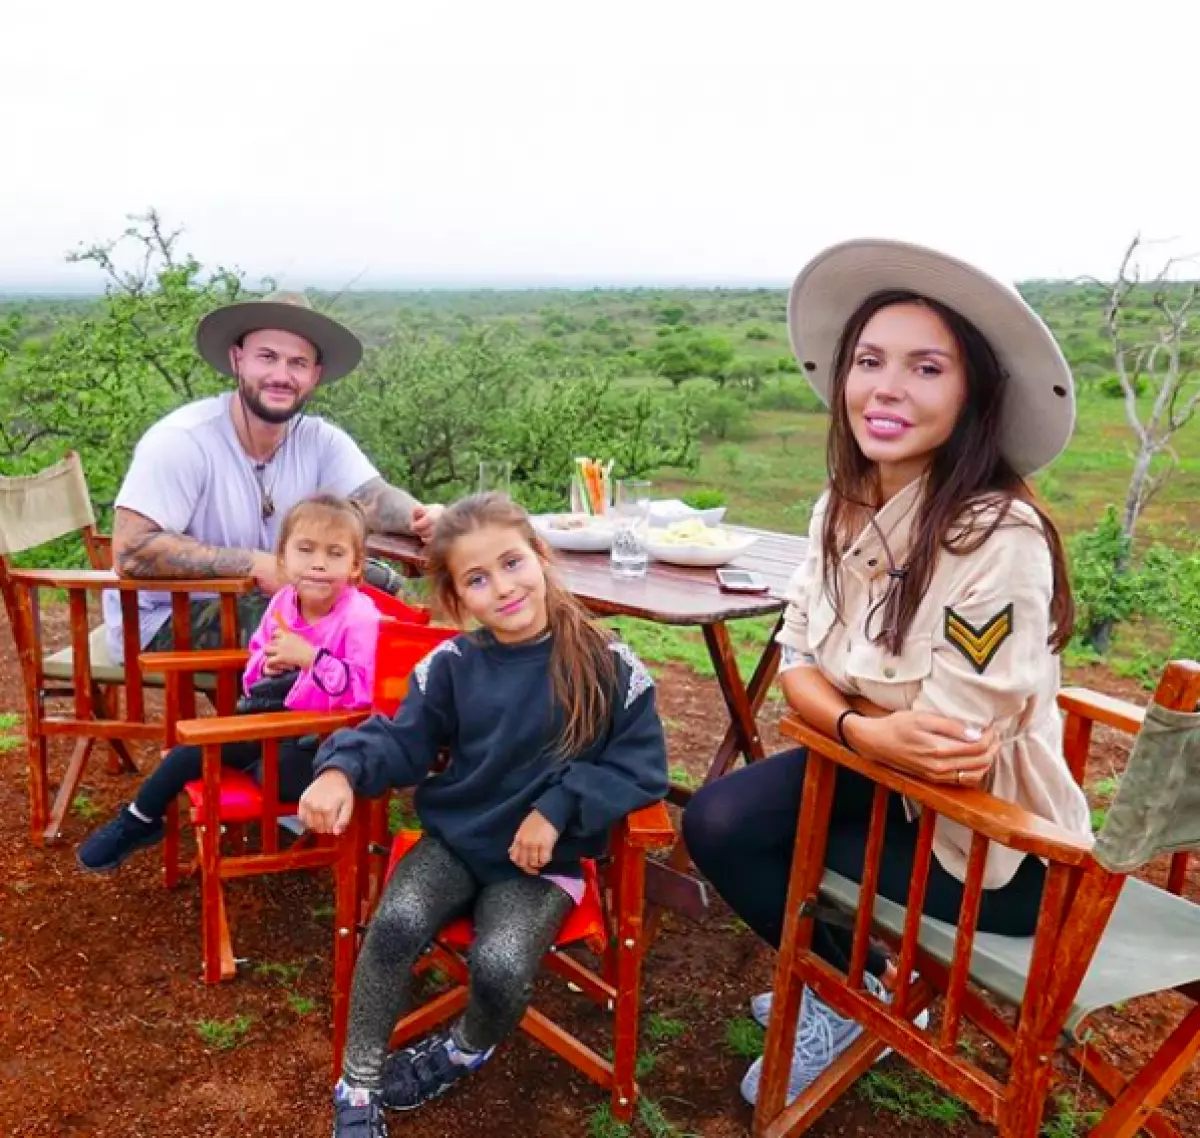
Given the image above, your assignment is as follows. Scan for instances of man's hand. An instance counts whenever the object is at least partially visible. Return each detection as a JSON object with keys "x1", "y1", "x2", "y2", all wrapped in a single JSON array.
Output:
[
  {"x1": 509, "y1": 809, "x2": 561, "y2": 874},
  {"x1": 250, "y1": 551, "x2": 287, "y2": 596},
  {"x1": 410, "y1": 504, "x2": 444, "y2": 543},
  {"x1": 298, "y1": 770, "x2": 355, "y2": 835},
  {"x1": 264, "y1": 620, "x2": 317, "y2": 674}
]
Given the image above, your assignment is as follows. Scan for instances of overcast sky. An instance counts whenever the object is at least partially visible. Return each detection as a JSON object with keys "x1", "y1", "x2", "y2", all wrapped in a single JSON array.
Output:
[{"x1": 4, "y1": 0, "x2": 1198, "y2": 290}]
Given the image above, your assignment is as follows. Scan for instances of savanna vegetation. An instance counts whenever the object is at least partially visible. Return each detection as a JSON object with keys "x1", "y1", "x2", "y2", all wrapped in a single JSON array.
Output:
[{"x1": 2, "y1": 212, "x2": 1199, "y2": 685}]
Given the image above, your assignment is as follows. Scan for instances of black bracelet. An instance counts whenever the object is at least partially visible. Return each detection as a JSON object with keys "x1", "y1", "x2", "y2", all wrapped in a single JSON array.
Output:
[{"x1": 835, "y1": 708, "x2": 863, "y2": 752}]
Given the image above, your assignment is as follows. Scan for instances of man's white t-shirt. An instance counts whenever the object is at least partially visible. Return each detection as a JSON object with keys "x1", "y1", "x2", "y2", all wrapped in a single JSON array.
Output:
[{"x1": 102, "y1": 393, "x2": 377, "y2": 662}]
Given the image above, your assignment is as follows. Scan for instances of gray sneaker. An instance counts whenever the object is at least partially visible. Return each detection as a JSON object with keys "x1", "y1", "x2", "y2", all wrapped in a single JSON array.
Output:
[{"x1": 741, "y1": 972, "x2": 930, "y2": 1106}]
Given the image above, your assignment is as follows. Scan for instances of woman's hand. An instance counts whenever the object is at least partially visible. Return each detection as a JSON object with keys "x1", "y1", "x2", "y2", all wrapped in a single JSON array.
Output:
[
  {"x1": 509, "y1": 809, "x2": 561, "y2": 874},
  {"x1": 298, "y1": 769, "x2": 355, "y2": 835},
  {"x1": 845, "y1": 711, "x2": 998, "y2": 787}
]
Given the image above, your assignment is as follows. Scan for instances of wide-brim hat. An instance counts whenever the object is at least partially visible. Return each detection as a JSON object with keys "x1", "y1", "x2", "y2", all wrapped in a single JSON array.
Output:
[
  {"x1": 787, "y1": 238, "x2": 1075, "y2": 475},
  {"x1": 196, "y1": 291, "x2": 363, "y2": 383}
]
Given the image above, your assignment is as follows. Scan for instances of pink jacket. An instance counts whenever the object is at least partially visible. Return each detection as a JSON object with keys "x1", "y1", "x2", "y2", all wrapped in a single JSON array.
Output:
[{"x1": 242, "y1": 585, "x2": 381, "y2": 712}]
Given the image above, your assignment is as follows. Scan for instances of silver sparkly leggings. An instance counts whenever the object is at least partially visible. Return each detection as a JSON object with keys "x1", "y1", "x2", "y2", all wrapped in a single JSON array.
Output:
[{"x1": 341, "y1": 832, "x2": 575, "y2": 1090}]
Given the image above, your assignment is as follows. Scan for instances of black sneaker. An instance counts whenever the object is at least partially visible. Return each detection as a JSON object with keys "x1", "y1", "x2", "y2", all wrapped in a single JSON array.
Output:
[
  {"x1": 332, "y1": 1085, "x2": 387, "y2": 1138},
  {"x1": 76, "y1": 807, "x2": 165, "y2": 873},
  {"x1": 380, "y1": 1032, "x2": 492, "y2": 1111}
]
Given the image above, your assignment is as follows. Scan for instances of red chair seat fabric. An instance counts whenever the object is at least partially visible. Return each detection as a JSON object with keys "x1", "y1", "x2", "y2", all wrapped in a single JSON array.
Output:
[
  {"x1": 385, "y1": 829, "x2": 606, "y2": 948},
  {"x1": 182, "y1": 771, "x2": 299, "y2": 824}
]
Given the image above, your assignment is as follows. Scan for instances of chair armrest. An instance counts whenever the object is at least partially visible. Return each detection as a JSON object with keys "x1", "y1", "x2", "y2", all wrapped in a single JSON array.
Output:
[
  {"x1": 175, "y1": 709, "x2": 369, "y2": 746},
  {"x1": 1057, "y1": 687, "x2": 1145, "y2": 735},
  {"x1": 7, "y1": 568, "x2": 255, "y2": 594},
  {"x1": 618, "y1": 801, "x2": 675, "y2": 851},
  {"x1": 140, "y1": 649, "x2": 250, "y2": 675},
  {"x1": 781, "y1": 714, "x2": 1094, "y2": 867}
]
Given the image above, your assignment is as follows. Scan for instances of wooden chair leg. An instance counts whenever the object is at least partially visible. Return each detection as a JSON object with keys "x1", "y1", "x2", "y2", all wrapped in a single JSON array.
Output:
[
  {"x1": 200, "y1": 816, "x2": 229, "y2": 983},
  {"x1": 331, "y1": 820, "x2": 364, "y2": 1080},
  {"x1": 27, "y1": 732, "x2": 49, "y2": 843},
  {"x1": 44, "y1": 735, "x2": 95, "y2": 843},
  {"x1": 163, "y1": 799, "x2": 181, "y2": 889},
  {"x1": 610, "y1": 846, "x2": 649, "y2": 1123},
  {"x1": 1088, "y1": 1002, "x2": 1200, "y2": 1138}
]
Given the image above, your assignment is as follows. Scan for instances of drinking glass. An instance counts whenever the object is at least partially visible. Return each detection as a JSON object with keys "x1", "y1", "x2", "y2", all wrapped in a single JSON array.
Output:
[
  {"x1": 478, "y1": 460, "x2": 512, "y2": 497},
  {"x1": 610, "y1": 479, "x2": 652, "y2": 579}
]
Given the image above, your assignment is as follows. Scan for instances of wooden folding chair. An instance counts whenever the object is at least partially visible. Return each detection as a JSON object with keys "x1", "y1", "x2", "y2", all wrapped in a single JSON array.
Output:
[
  {"x1": 755, "y1": 659, "x2": 1200, "y2": 1138},
  {"x1": 161, "y1": 607, "x2": 456, "y2": 983},
  {"x1": 330, "y1": 797, "x2": 676, "y2": 1122},
  {"x1": 0, "y1": 451, "x2": 250, "y2": 844}
]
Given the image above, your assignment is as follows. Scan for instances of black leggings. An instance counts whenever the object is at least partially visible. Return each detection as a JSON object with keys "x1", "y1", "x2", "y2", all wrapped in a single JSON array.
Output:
[
  {"x1": 682, "y1": 747, "x2": 1046, "y2": 978},
  {"x1": 341, "y1": 833, "x2": 574, "y2": 1090},
  {"x1": 133, "y1": 738, "x2": 318, "y2": 821}
]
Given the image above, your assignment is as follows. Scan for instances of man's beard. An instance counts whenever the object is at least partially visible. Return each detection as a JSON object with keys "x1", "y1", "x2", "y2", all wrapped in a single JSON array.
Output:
[{"x1": 237, "y1": 377, "x2": 310, "y2": 425}]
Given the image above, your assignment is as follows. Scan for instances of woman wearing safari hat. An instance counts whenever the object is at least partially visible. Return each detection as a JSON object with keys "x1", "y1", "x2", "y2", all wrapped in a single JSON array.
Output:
[{"x1": 682, "y1": 239, "x2": 1091, "y2": 1105}]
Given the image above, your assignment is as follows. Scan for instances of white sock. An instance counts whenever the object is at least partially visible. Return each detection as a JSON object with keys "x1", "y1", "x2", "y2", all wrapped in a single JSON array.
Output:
[{"x1": 127, "y1": 804, "x2": 155, "y2": 824}]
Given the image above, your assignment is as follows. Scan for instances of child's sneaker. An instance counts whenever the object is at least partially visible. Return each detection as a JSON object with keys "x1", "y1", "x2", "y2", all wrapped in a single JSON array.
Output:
[
  {"x1": 76, "y1": 807, "x2": 164, "y2": 873},
  {"x1": 741, "y1": 972, "x2": 930, "y2": 1106},
  {"x1": 380, "y1": 1031, "x2": 493, "y2": 1111},
  {"x1": 332, "y1": 1082, "x2": 387, "y2": 1138}
]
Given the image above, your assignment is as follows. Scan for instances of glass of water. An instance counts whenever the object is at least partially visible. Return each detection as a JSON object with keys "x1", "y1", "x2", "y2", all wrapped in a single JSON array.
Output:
[
  {"x1": 610, "y1": 479, "x2": 652, "y2": 579},
  {"x1": 478, "y1": 460, "x2": 512, "y2": 497}
]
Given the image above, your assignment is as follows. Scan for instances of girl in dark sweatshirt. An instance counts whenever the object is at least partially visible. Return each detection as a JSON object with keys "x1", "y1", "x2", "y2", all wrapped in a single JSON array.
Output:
[{"x1": 300, "y1": 492, "x2": 669, "y2": 1137}]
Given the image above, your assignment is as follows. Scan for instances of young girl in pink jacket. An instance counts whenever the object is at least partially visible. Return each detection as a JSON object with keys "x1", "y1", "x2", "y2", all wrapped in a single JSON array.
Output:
[{"x1": 78, "y1": 494, "x2": 381, "y2": 873}]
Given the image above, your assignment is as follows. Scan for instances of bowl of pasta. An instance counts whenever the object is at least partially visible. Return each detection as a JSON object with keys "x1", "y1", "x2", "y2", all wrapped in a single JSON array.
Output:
[
  {"x1": 531, "y1": 513, "x2": 616, "y2": 552},
  {"x1": 643, "y1": 519, "x2": 759, "y2": 567}
]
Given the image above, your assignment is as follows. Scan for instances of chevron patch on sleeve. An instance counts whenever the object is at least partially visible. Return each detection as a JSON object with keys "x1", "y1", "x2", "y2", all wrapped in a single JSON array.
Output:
[{"x1": 943, "y1": 604, "x2": 1014, "y2": 674}]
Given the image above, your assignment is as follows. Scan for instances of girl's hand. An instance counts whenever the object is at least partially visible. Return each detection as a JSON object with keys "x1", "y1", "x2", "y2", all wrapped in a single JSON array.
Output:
[
  {"x1": 509, "y1": 809, "x2": 561, "y2": 874},
  {"x1": 298, "y1": 770, "x2": 355, "y2": 835},
  {"x1": 265, "y1": 625, "x2": 317, "y2": 673},
  {"x1": 847, "y1": 711, "x2": 998, "y2": 788}
]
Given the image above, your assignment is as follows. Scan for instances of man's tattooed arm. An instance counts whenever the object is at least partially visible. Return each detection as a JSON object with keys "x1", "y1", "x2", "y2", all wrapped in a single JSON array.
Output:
[
  {"x1": 349, "y1": 477, "x2": 421, "y2": 536},
  {"x1": 112, "y1": 508, "x2": 256, "y2": 580}
]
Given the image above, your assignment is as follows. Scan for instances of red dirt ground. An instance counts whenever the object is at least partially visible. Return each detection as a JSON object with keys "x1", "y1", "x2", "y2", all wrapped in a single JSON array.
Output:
[{"x1": 1, "y1": 610, "x2": 1197, "y2": 1137}]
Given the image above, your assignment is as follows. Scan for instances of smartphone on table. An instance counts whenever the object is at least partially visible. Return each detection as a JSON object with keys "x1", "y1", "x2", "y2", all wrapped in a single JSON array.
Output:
[{"x1": 716, "y1": 569, "x2": 769, "y2": 594}]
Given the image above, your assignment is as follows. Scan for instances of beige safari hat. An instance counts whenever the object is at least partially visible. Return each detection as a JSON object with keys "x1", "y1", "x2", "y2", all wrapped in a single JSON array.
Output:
[
  {"x1": 787, "y1": 238, "x2": 1075, "y2": 475},
  {"x1": 196, "y1": 291, "x2": 363, "y2": 383}
]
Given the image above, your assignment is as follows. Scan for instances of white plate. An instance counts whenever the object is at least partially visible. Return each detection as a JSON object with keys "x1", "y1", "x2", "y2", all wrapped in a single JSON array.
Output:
[
  {"x1": 532, "y1": 513, "x2": 616, "y2": 552},
  {"x1": 644, "y1": 528, "x2": 760, "y2": 568},
  {"x1": 646, "y1": 500, "x2": 727, "y2": 527}
]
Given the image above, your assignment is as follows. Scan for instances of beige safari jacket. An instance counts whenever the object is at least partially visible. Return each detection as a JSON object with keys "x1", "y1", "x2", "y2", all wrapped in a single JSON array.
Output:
[{"x1": 777, "y1": 478, "x2": 1092, "y2": 890}]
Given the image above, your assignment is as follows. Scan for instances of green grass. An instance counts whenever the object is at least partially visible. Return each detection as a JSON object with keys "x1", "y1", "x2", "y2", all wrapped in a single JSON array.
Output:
[
  {"x1": 254, "y1": 960, "x2": 306, "y2": 986},
  {"x1": 71, "y1": 793, "x2": 103, "y2": 822},
  {"x1": 645, "y1": 1013, "x2": 688, "y2": 1042},
  {"x1": 724, "y1": 1015, "x2": 765, "y2": 1059},
  {"x1": 587, "y1": 1098, "x2": 698, "y2": 1138},
  {"x1": 857, "y1": 1068, "x2": 966, "y2": 1124},
  {"x1": 194, "y1": 1014, "x2": 253, "y2": 1051},
  {"x1": 288, "y1": 994, "x2": 318, "y2": 1016},
  {"x1": 0, "y1": 712, "x2": 20, "y2": 730},
  {"x1": 1040, "y1": 1093, "x2": 1102, "y2": 1137}
]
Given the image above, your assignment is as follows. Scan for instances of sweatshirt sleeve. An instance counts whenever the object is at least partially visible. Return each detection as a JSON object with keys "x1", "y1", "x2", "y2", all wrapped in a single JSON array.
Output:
[
  {"x1": 287, "y1": 599, "x2": 381, "y2": 711},
  {"x1": 241, "y1": 590, "x2": 289, "y2": 695},
  {"x1": 533, "y1": 643, "x2": 669, "y2": 839},
  {"x1": 312, "y1": 638, "x2": 459, "y2": 796}
]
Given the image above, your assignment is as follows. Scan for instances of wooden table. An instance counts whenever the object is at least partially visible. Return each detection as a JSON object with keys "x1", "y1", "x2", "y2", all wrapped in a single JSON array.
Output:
[{"x1": 367, "y1": 526, "x2": 809, "y2": 918}]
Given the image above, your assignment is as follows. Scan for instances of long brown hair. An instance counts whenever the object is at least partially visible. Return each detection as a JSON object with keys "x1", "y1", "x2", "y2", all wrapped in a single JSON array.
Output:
[
  {"x1": 275, "y1": 493, "x2": 367, "y2": 581},
  {"x1": 821, "y1": 289, "x2": 1074, "y2": 654},
  {"x1": 426, "y1": 492, "x2": 618, "y2": 758}
]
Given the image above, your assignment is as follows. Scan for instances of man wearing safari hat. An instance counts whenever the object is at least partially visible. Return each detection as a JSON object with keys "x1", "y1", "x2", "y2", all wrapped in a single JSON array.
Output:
[{"x1": 102, "y1": 291, "x2": 441, "y2": 661}]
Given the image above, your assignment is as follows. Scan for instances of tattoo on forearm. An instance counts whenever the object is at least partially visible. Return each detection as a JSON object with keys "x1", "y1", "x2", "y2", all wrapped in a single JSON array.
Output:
[
  {"x1": 350, "y1": 477, "x2": 419, "y2": 535},
  {"x1": 114, "y1": 511, "x2": 254, "y2": 579}
]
